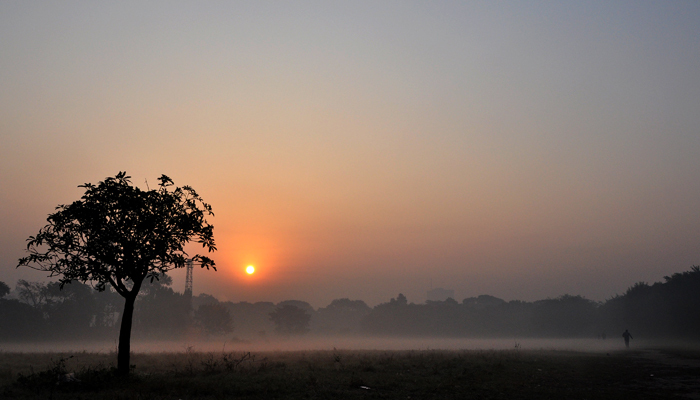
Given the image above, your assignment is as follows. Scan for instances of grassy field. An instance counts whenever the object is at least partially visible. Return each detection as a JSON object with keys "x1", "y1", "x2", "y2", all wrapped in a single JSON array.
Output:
[{"x1": 1, "y1": 347, "x2": 699, "y2": 399}]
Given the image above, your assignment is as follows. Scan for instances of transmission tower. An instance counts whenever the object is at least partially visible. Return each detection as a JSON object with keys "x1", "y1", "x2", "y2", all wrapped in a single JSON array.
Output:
[{"x1": 184, "y1": 259, "x2": 193, "y2": 297}]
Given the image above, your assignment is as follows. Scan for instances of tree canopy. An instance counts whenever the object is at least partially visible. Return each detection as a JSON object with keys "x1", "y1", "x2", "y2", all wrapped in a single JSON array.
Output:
[
  {"x1": 269, "y1": 305, "x2": 311, "y2": 335},
  {"x1": 19, "y1": 172, "x2": 215, "y2": 291},
  {"x1": 195, "y1": 303, "x2": 234, "y2": 335},
  {"x1": 18, "y1": 172, "x2": 216, "y2": 375}
]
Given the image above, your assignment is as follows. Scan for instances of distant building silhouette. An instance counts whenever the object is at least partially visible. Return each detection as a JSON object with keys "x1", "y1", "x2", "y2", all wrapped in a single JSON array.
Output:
[{"x1": 427, "y1": 288, "x2": 454, "y2": 302}]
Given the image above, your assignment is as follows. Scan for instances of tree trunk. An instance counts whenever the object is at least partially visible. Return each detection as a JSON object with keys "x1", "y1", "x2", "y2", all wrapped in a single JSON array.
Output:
[{"x1": 117, "y1": 293, "x2": 137, "y2": 376}]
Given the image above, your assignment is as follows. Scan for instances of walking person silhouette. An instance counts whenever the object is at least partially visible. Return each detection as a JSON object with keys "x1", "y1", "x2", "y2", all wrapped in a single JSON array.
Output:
[{"x1": 622, "y1": 329, "x2": 633, "y2": 348}]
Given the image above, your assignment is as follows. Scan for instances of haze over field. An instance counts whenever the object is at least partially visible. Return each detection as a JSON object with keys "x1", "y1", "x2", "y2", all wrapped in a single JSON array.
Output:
[{"x1": 2, "y1": 1, "x2": 700, "y2": 307}]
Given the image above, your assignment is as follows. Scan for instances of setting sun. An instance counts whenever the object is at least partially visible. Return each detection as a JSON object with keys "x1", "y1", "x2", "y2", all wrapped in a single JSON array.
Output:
[{"x1": 246, "y1": 265, "x2": 255, "y2": 275}]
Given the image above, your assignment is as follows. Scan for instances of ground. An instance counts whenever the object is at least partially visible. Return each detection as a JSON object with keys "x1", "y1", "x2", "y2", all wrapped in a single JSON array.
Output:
[{"x1": 1, "y1": 347, "x2": 699, "y2": 399}]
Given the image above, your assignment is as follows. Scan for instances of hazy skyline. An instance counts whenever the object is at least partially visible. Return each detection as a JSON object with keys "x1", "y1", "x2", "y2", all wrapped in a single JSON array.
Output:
[{"x1": 2, "y1": 1, "x2": 699, "y2": 307}]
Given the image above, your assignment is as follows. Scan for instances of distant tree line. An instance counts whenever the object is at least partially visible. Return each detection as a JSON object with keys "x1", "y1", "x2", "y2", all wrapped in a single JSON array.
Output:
[
  {"x1": 361, "y1": 267, "x2": 700, "y2": 339},
  {"x1": 1, "y1": 266, "x2": 699, "y2": 341}
]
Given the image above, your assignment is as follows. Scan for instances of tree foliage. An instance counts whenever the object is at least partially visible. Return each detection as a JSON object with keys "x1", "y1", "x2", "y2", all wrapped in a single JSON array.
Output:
[
  {"x1": 17, "y1": 172, "x2": 216, "y2": 375},
  {"x1": 269, "y1": 305, "x2": 311, "y2": 335},
  {"x1": 195, "y1": 303, "x2": 234, "y2": 335},
  {"x1": 15, "y1": 279, "x2": 49, "y2": 307},
  {"x1": 313, "y1": 298, "x2": 370, "y2": 334},
  {"x1": 18, "y1": 172, "x2": 215, "y2": 291},
  {"x1": 135, "y1": 277, "x2": 191, "y2": 339}
]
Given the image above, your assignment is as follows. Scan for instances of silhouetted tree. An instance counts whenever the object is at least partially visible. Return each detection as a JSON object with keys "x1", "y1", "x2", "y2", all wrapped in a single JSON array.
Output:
[
  {"x1": 462, "y1": 295, "x2": 506, "y2": 309},
  {"x1": 313, "y1": 298, "x2": 371, "y2": 334},
  {"x1": 0, "y1": 280, "x2": 44, "y2": 340},
  {"x1": 390, "y1": 293, "x2": 408, "y2": 306},
  {"x1": 224, "y1": 301, "x2": 276, "y2": 337},
  {"x1": 277, "y1": 300, "x2": 315, "y2": 314},
  {"x1": 17, "y1": 172, "x2": 216, "y2": 375},
  {"x1": 269, "y1": 305, "x2": 311, "y2": 335},
  {"x1": 7, "y1": 279, "x2": 120, "y2": 340},
  {"x1": 599, "y1": 266, "x2": 700, "y2": 339},
  {"x1": 532, "y1": 295, "x2": 598, "y2": 337},
  {"x1": 361, "y1": 293, "x2": 417, "y2": 335},
  {"x1": 43, "y1": 281, "x2": 102, "y2": 337},
  {"x1": 0, "y1": 297, "x2": 44, "y2": 340},
  {"x1": 15, "y1": 279, "x2": 48, "y2": 308},
  {"x1": 132, "y1": 274, "x2": 191, "y2": 338},
  {"x1": 193, "y1": 293, "x2": 220, "y2": 308},
  {"x1": 195, "y1": 303, "x2": 233, "y2": 335},
  {"x1": 659, "y1": 266, "x2": 700, "y2": 336}
]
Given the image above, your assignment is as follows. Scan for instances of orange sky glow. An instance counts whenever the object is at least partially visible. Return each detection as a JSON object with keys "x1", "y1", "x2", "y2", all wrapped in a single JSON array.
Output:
[{"x1": 1, "y1": 2, "x2": 700, "y2": 307}]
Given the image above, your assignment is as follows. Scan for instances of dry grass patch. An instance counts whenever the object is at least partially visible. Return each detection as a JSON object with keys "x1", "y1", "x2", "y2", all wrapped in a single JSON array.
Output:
[{"x1": 0, "y1": 348, "x2": 697, "y2": 399}]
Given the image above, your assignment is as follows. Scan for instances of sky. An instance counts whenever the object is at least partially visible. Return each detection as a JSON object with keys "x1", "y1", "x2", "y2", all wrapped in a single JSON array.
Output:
[{"x1": 1, "y1": 1, "x2": 699, "y2": 308}]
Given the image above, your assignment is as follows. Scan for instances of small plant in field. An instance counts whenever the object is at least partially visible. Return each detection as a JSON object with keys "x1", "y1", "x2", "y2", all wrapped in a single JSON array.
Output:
[
  {"x1": 257, "y1": 356, "x2": 269, "y2": 372},
  {"x1": 333, "y1": 347, "x2": 343, "y2": 369},
  {"x1": 15, "y1": 355, "x2": 76, "y2": 389},
  {"x1": 49, "y1": 356, "x2": 70, "y2": 377},
  {"x1": 184, "y1": 345, "x2": 197, "y2": 375},
  {"x1": 222, "y1": 351, "x2": 255, "y2": 372},
  {"x1": 201, "y1": 354, "x2": 219, "y2": 373}
]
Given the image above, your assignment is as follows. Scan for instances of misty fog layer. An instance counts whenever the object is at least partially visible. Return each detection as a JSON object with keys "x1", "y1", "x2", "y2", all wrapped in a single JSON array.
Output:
[
  {"x1": 1, "y1": 338, "x2": 678, "y2": 355},
  {"x1": 1, "y1": 267, "x2": 699, "y2": 351}
]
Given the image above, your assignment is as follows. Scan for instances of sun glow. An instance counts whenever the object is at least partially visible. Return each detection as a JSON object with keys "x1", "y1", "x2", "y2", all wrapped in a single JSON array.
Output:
[{"x1": 246, "y1": 265, "x2": 255, "y2": 275}]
